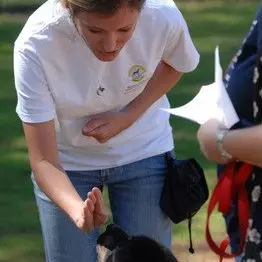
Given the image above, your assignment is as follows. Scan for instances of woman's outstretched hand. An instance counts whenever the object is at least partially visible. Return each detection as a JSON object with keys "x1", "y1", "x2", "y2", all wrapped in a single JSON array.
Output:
[
  {"x1": 74, "y1": 187, "x2": 109, "y2": 232},
  {"x1": 89, "y1": 187, "x2": 109, "y2": 227}
]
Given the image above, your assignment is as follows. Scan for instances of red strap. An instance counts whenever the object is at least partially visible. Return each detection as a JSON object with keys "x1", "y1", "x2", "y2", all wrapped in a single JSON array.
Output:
[{"x1": 206, "y1": 162, "x2": 253, "y2": 261}]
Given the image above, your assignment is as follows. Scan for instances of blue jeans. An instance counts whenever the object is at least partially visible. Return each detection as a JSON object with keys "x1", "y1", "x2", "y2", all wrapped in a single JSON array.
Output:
[
  {"x1": 236, "y1": 256, "x2": 243, "y2": 262},
  {"x1": 32, "y1": 153, "x2": 172, "y2": 262}
]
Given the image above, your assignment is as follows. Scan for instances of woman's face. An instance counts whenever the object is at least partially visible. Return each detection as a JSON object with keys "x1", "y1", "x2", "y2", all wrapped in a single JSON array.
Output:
[{"x1": 74, "y1": 6, "x2": 139, "y2": 62}]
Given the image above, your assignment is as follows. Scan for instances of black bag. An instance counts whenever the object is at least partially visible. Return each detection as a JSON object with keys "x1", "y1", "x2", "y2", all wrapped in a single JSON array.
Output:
[{"x1": 160, "y1": 152, "x2": 209, "y2": 253}]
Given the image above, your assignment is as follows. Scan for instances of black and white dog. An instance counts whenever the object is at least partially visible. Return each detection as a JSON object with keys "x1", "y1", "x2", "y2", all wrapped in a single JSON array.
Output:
[{"x1": 97, "y1": 224, "x2": 178, "y2": 262}]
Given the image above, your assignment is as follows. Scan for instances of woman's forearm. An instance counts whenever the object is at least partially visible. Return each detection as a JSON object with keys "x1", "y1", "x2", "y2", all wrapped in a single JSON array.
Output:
[
  {"x1": 223, "y1": 125, "x2": 262, "y2": 167},
  {"x1": 23, "y1": 121, "x2": 84, "y2": 223},
  {"x1": 126, "y1": 61, "x2": 183, "y2": 121},
  {"x1": 32, "y1": 160, "x2": 84, "y2": 222}
]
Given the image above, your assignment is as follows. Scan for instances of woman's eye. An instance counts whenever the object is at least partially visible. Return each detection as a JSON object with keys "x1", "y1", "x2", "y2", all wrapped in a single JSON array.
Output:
[
  {"x1": 88, "y1": 29, "x2": 101, "y2": 34},
  {"x1": 119, "y1": 28, "x2": 131, "y2": 32}
]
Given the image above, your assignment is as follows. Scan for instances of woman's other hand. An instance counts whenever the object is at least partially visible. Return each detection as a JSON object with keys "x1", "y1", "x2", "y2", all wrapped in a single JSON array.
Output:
[{"x1": 82, "y1": 111, "x2": 135, "y2": 143}]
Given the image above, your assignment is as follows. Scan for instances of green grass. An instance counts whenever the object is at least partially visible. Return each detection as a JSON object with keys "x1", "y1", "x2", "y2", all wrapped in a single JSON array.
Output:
[
  {"x1": 0, "y1": 0, "x2": 44, "y2": 7},
  {"x1": 0, "y1": 1, "x2": 260, "y2": 261}
]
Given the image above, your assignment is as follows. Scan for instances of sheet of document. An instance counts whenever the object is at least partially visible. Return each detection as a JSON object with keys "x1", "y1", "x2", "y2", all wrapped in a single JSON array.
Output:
[{"x1": 161, "y1": 47, "x2": 239, "y2": 129}]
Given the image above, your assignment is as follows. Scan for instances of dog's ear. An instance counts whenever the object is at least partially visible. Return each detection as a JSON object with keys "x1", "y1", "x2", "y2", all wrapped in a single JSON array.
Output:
[{"x1": 97, "y1": 224, "x2": 129, "y2": 251}]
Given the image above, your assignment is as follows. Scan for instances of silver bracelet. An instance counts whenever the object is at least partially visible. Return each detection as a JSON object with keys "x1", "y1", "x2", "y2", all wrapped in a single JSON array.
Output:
[{"x1": 216, "y1": 129, "x2": 233, "y2": 160}]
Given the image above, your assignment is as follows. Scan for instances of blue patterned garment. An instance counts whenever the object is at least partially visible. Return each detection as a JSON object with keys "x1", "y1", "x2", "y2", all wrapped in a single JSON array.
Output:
[
  {"x1": 217, "y1": 6, "x2": 262, "y2": 259},
  {"x1": 242, "y1": 6, "x2": 262, "y2": 261}
]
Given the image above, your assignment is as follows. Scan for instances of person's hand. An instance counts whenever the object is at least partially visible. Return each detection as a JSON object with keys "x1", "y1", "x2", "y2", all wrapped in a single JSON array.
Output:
[
  {"x1": 82, "y1": 111, "x2": 135, "y2": 143},
  {"x1": 74, "y1": 191, "x2": 95, "y2": 232},
  {"x1": 74, "y1": 187, "x2": 109, "y2": 232},
  {"x1": 197, "y1": 119, "x2": 230, "y2": 165},
  {"x1": 88, "y1": 187, "x2": 109, "y2": 227}
]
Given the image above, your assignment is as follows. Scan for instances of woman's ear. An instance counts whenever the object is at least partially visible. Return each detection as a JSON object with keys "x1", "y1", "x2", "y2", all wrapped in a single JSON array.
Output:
[{"x1": 97, "y1": 224, "x2": 129, "y2": 251}]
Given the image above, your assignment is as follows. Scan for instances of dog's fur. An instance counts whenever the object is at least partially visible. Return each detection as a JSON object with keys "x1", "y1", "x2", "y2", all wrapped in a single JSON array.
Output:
[{"x1": 97, "y1": 224, "x2": 178, "y2": 262}]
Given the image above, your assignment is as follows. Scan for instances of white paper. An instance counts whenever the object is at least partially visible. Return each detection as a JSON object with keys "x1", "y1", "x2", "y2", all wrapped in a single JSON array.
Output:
[{"x1": 161, "y1": 47, "x2": 239, "y2": 128}]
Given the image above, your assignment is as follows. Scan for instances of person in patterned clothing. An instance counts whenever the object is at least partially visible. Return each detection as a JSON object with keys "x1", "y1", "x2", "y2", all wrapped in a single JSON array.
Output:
[
  {"x1": 197, "y1": 5, "x2": 262, "y2": 261},
  {"x1": 217, "y1": 7, "x2": 261, "y2": 262}
]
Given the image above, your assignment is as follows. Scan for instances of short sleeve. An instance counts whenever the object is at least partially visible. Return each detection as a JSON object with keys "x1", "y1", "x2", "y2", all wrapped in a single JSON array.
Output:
[
  {"x1": 162, "y1": 9, "x2": 200, "y2": 73},
  {"x1": 14, "y1": 47, "x2": 55, "y2": 123}
]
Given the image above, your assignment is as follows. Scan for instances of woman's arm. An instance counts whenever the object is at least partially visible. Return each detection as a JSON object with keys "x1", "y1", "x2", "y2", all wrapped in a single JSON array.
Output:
[
  {"x1": 126, "y1": 61, "x2": 183, "y2": 120},
  {"x1": 23, "y1": 120, "x2": 96, "y2": 232},
  {"x1": 197, "y1": 119, "x2": 262, "y2": 167},
  {"x1": 14, "y1": 46, "x2": 107, "y2": 231},
  {"x1": 223, "y1": 125, "x2": 262, "y2": 167},
  {"x1": 82, "y1": 61, "x2": 183, "y2": 142}
]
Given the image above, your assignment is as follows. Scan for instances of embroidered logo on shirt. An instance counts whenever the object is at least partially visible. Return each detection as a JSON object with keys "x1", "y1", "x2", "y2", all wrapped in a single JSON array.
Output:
[{"x1": 128, "y1": 65, "x2": 146, "y2": 82}]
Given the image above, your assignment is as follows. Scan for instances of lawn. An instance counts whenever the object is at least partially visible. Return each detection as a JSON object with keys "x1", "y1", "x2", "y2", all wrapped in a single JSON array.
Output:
[
  {"x1": 0, "y1": 1, "x2": 260, "y2": 261},
  {"x1": 1, "y1": 0, "x2": 45, "y2": 7}
]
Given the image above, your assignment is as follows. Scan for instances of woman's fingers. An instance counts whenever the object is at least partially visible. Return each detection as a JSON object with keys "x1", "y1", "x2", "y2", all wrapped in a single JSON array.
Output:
[
  {"x1": 84, "y1": 197, "x2": 95, "y2": 214},
  {"x1": 87, "y1": 191, "x2": 97, "y2": 205},
  {"x1": 92, "y1": 188, "x2": 105, "y2": 213},
  {"x1": 92, "y1": 187, "x2": 109, "y2": 226},
  {"x1": 76, "y1": 195, "x2": 95, "y2": 232}
]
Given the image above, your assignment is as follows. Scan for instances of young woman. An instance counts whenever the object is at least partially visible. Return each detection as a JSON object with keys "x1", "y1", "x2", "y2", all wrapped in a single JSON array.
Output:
[{"x1": 14, "y1": 0, "x2": 199, "y2": 261}]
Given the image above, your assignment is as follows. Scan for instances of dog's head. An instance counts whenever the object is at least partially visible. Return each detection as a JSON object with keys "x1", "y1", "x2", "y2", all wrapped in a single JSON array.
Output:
[{"x1": 97, "y1": 224, "x2": 178, "y2": 262}]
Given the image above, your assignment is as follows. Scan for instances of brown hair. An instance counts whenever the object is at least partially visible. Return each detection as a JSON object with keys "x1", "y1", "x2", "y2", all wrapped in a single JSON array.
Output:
[{"x1": 62, "y1": 0, "x2": 146, "y2": 16}]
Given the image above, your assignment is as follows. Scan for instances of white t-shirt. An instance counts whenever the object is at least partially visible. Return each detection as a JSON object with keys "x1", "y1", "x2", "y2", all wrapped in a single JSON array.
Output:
[{"x1": 14, "y1": 0, "x2": 199, "y2": 170}]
